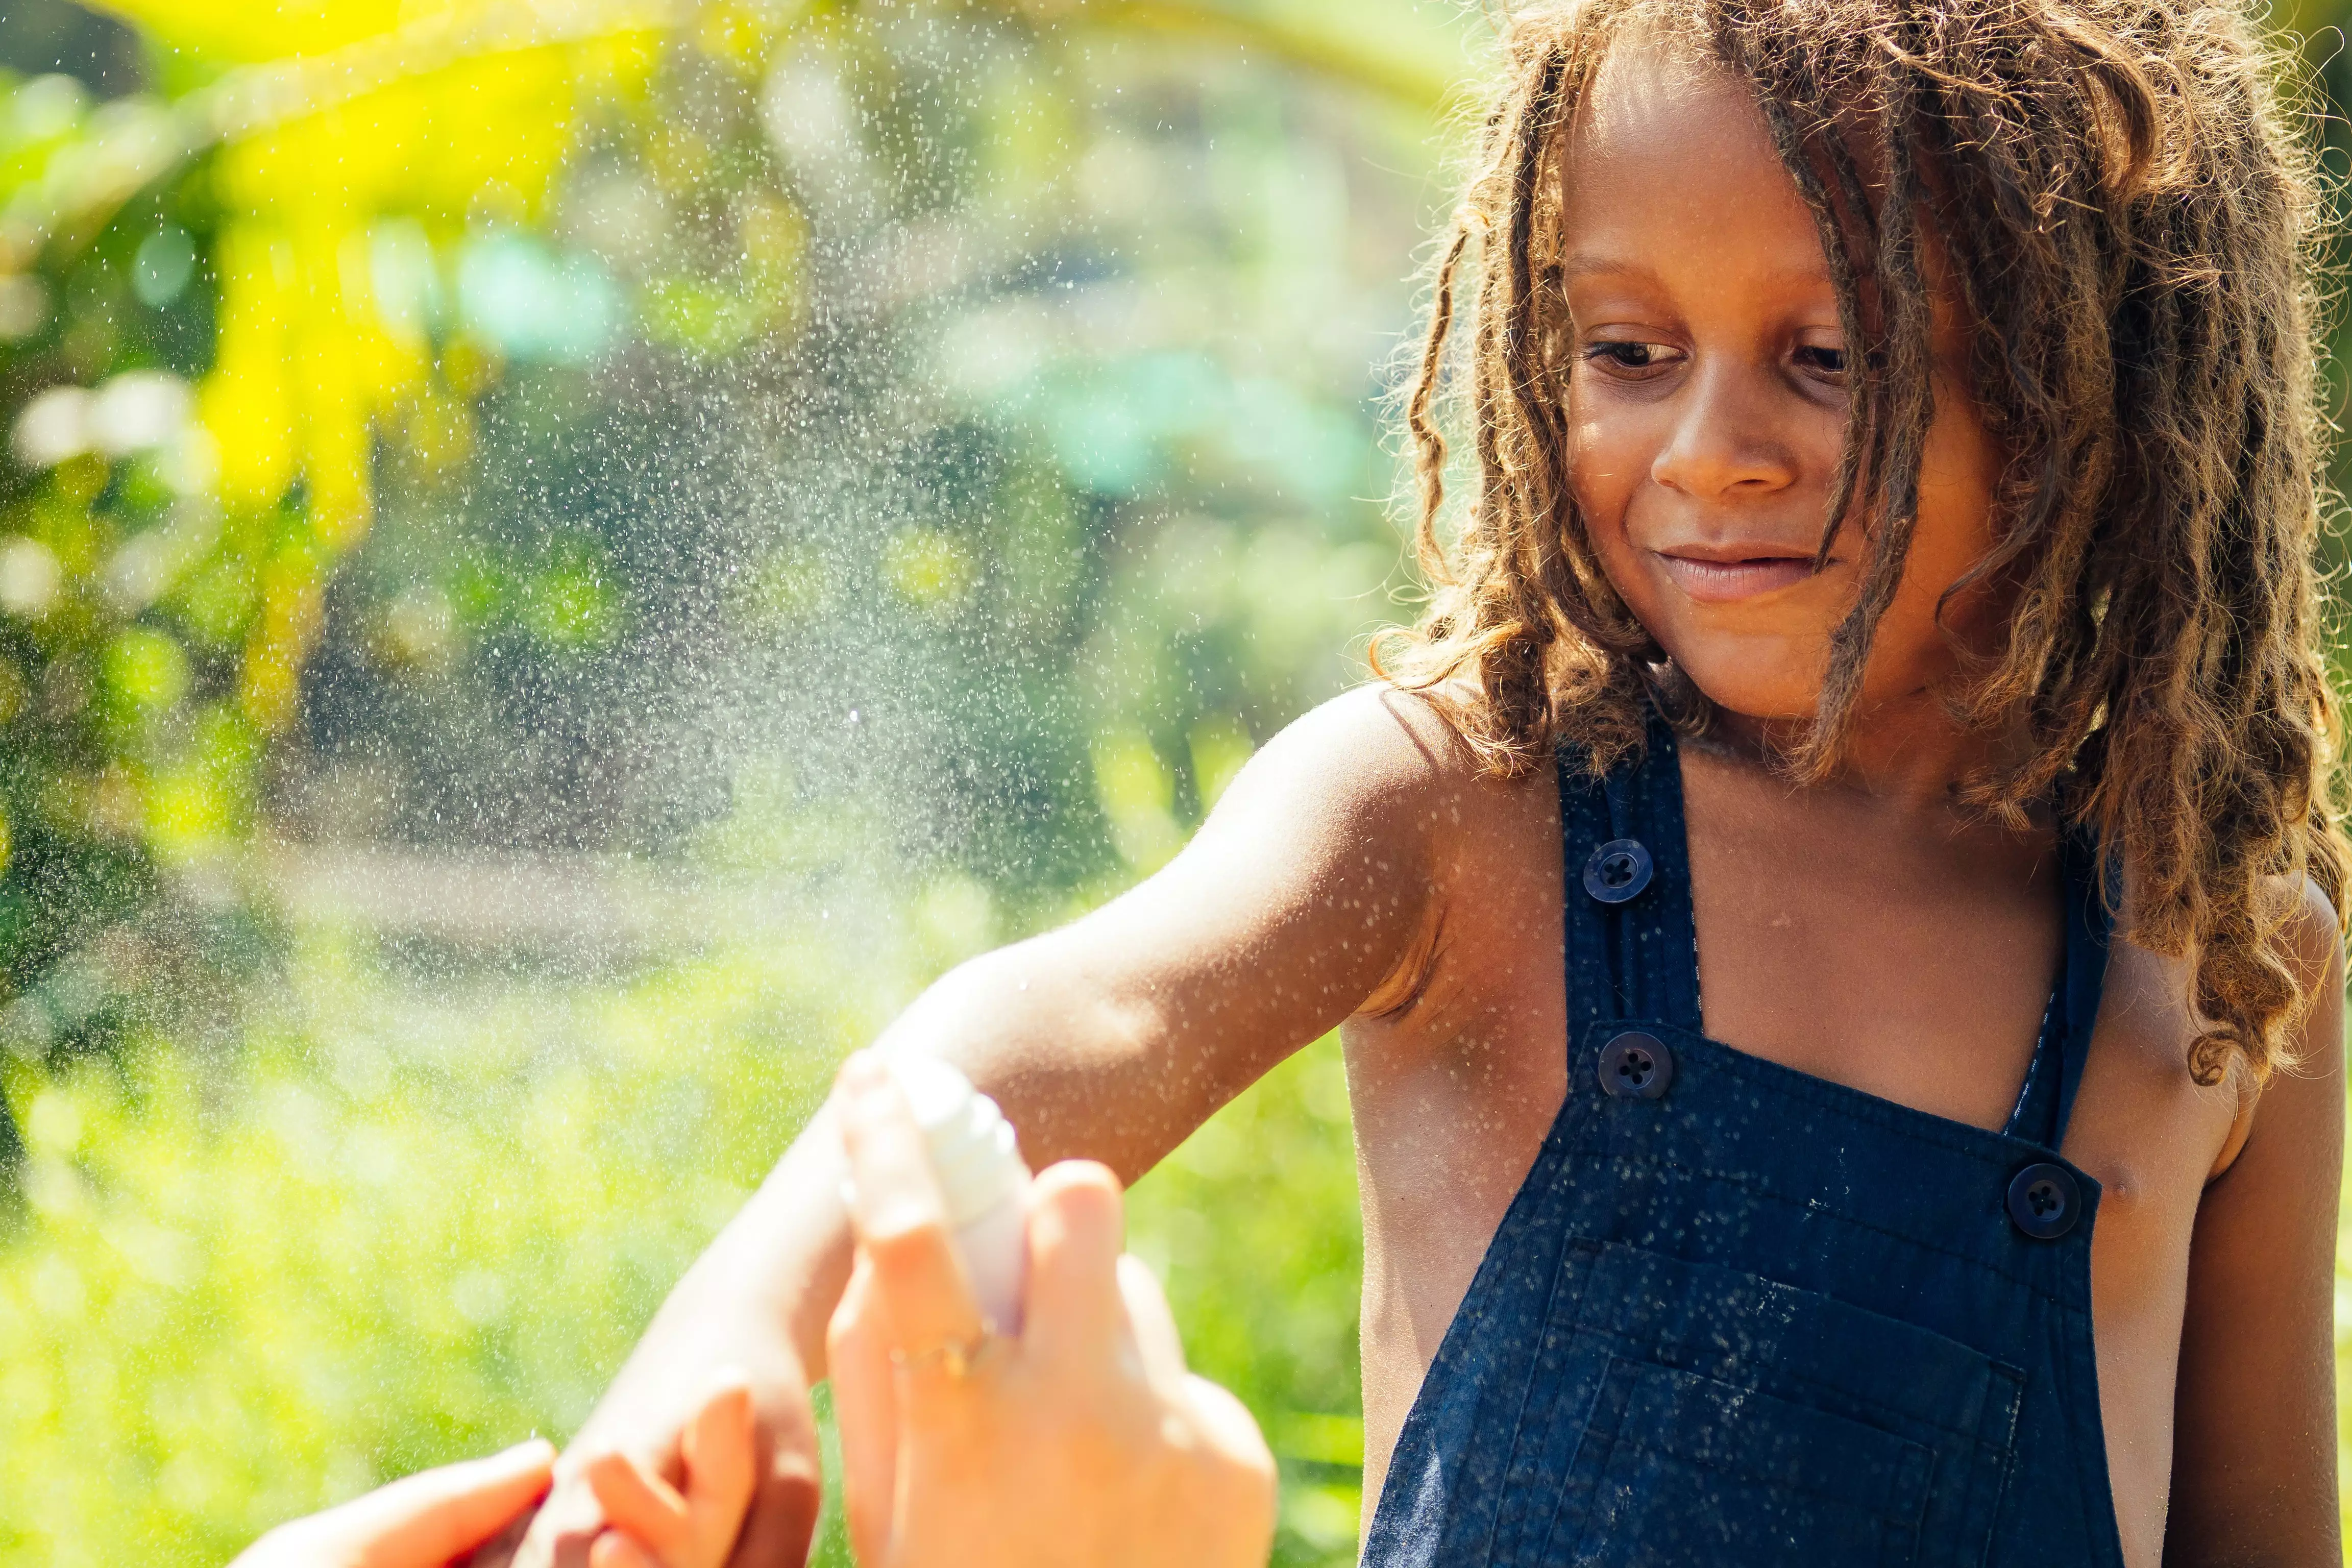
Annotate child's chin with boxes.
[1669,650,1825,728]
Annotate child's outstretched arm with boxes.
[2164,882,2345,1564]
[510,687,1467,1567]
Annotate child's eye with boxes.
[1582,340,1682,378]
[1793,343,1848,378]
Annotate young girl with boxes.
[516,0,2347,1563]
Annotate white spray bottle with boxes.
[870,1055,1032,1336]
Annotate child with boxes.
[518,0,2347,1563]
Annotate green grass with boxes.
[0,925,1366,1567]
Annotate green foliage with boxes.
[0,0,1461,1048]
[5,5,2352,1567]
[0,925,1364,1567]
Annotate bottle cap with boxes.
[887,1055,1028,1231]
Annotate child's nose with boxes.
[1648,363,1802,499]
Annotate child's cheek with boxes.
[1567,428,1834,723]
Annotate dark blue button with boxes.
[1599,1032,1674,1099]
[1583,839,1653,904]
[2006,1163,2080,1239]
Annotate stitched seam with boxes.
[1566,1146,2067,1301]
[2004,991,2058,1137]
[1479,1226,1581,1566]
[1970,1366,2027,1568]
[1603,1410,1933,1522]
[1569,1318,2017,1446]
[1577,1023,2068,1165]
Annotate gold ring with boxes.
[889,1330,992,1378]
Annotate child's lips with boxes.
[1654,551,1820,604]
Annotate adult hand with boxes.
[826,1051,1277,1568]
[229,1440,555,1568]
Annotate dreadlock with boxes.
[1375,0,2348,1083]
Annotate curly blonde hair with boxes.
[1376,0,2348,1082]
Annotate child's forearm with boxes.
[663,936,1247,1381]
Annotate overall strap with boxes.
[2053,833,2115,1147]
[2003,830,2114,1150]
[1558,715,1703,1038]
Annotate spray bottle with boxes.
[869,1055,1032,1336]
[458,1057,1031,1568]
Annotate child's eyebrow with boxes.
[1559,252,1834,293]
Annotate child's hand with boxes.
[577,1377,759,1568]
[228,1438,555,1568]
[826,1051,1277,1568]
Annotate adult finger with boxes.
[333,1439,555,1568]
[1020,1162,1126,1370]
[826,1256,899,1568]
[1182,1375,1281,1558]
[1115,1252,1190,1392]
[837,1054,984,1365]
[1184,1374,1279,1480]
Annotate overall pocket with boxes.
[1550,1355,1930,1567]
[1528,1243,2023,1568]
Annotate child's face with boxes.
[1559,44,2004,728]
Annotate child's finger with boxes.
[582,1452,691,1564]
[586,1531,664,1568]
[680,1377,757,1564]
[837,1054,986,1368]
[826,1256,900,1567]
[1020,1162,1128,1371]
[334,1439,555,1567]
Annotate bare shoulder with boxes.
[2259,872,2345,1094]
[1206,682,1513,846]
[1197,682,1555,1020]
[2209,874,2344,1178]
[2277,873,2347,1006]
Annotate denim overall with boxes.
[1362,718,2119,1567]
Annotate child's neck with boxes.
[1705,690,2030,822]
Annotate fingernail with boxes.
[839,1081,944,1239]
[837,1050,887,1101]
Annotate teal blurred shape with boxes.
[132,227,197,309]
[457,233,620,364]
[1042,350,1363,503]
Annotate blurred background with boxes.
[0,3,2344,1564]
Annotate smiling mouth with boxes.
[1654,550,1825,604]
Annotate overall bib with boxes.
[1362,718,2120,1567]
